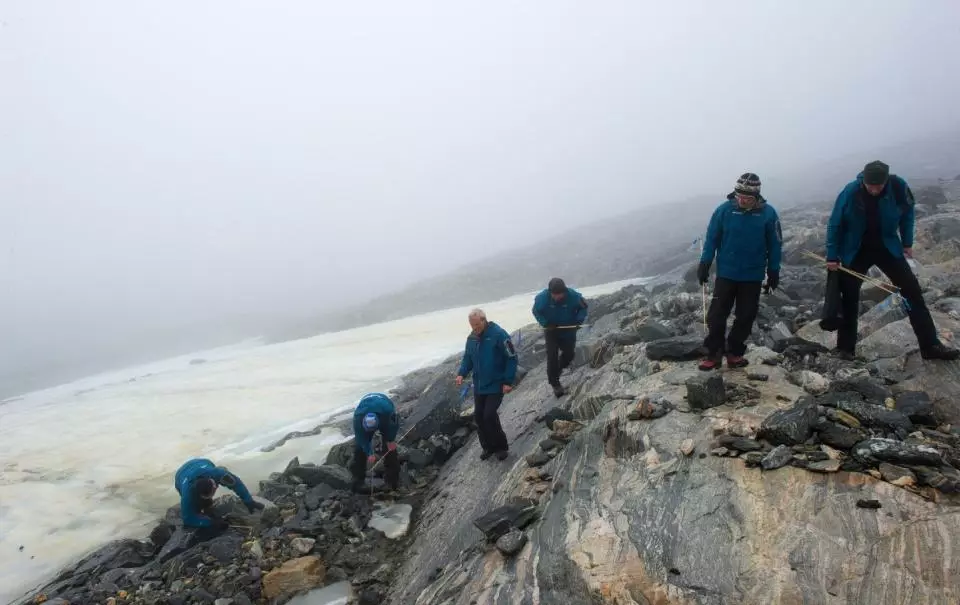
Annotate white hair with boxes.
[468,308,486,320]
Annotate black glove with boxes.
[696,262,711,285]
[766,270,780,291]
[246,500,265,514]
[211,517,230,531]
[545,323,557,330]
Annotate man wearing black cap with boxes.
[826,161,957,360]
[697,173,782,371]
[532,278,588,397]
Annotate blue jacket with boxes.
[700,196,782,283]
[352,392,399,456]
[826,173,914,266]
[532,288,588,338]
[174,458,254,527]
[457,321,518,395]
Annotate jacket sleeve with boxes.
[699,206,724,264]
[826,188,847,262]
[209,466,254,505]
[899,179,916,248]
[573,293,588,325]
[382,413,399,442]
[765,209,783,273]
[501,331,518,385]
[353,413,374,456]
[532,293,548,327]
[457,339,473,377]
[180,484,212,527]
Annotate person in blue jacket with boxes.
[350,392,401,491]
[532,278,588,397]
[826,161,957,360]
[697,173,782,370]
[455,308,517,461]
[174,458,262,531]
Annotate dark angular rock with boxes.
[742,451,766,467]
[399,446,433,469]
[807,459,841,473]
[879,463,917,486]
[539,439,562,452]
[526,452,551,467]
[429,433,454,464]
[856,499,882,509]
[627,396,673,420]
[851,438,944,467]
[645,336,703,361]
[686,374,726,410]
[541,407,575,430]
[149,521,175,549]
[304,484,335,510]
[832,400,914,435]
[495,530,528,556]
[747,372,770,382]
[761,445,793,470]
[895,391,936,426]
[718,435,764,452]
[815,419,868,450]
[840,459,865,473]
[473,499,539,542]
[830,374,892,402]
[324,441,356,468]
[258,480,295,503]
[285,464,354,490]
[757,402,818,445]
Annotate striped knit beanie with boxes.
[734,173,761,197]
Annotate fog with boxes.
[2,0,960,395]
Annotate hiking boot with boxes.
[921,343,960,361]
[495,450,509,461]
[552,384,566,398]
[698,355,722,371]
[832,348,856,361]
[479,450,494,461]
[725,355,749,369]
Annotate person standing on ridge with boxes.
[826,160,958,361]
[174,458,263,533]
[697,173,782,371]
[532,277,588,397]
[350,392,401,492]
[455,308,517,461]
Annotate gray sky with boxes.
[2,0,960,392]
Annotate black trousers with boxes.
[544,329,576,386]
[837,247,938,352]
[703,278,762,357]
[474,392,509,453]
[351,443,400,488]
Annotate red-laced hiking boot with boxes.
[698,356,722,371]
[726,355,749,369]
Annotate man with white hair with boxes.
[455,309,518,461]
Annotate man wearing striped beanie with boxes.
[696,173,782,371]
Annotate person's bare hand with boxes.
[827,261,840,271]
[904,247,913,259]
[502,385,513,394]
[455,375,464,386]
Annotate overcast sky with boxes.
[2,0,960,390]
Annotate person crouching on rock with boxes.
[174,458,263,535]
[351,392,401,492]
[532,278,588,397]
[826,161,959,361]
[455,308,517,461]
[697,172,783,371]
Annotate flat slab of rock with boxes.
[761,445,793,470]
[645,336,703,361]
[807,459,841,473]
[757,402,818,445]
[473,499,538,542]
[685,374,725,410]
[369,503,413,539]
[895,391,936,426]
[262,556,326,600]
[852,438,943,467]
[285,464,354,490]
[879,463,917,487]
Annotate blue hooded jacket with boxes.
[826,173,914,266]
[699,196,782,283]
[352,392,399,456]
[532,287,588,338]
[457,321,518,395]
[174,458,254,528]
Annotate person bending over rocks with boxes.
[531,277,588,397]
[456,308,517,461]
[826,160,958,361]
[174,458,263,535]
[351,392,401,492]
[697,172,783,371]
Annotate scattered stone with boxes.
[262,556,326,600]
[685,374,726,410]
[539,439,562,452]
[825,408,861,429]
[895,391,937,426]
[627,396,673,420]
[757,401,818,445]
[525,452,551,468]
[826,398,914,435]
[761,445,793,470]
[289,537,315,555]
[747,372,769,382]
[794,370,830,395]
[718,435,763,452]
[879,463,917,487]
[711,447,730,457]
[645,336,704,361]
[679,439,695,456]
[550,419,583,442]
[856,499,882,509]
[495,530,528,557]
[807,459,841,473]
[742,451,766,467]
[284,465,354,490]
[473,499,539,542]
[540,407,575,430]
[821,445,842,460]
[852,438,943,467]
[815,419,868,450]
